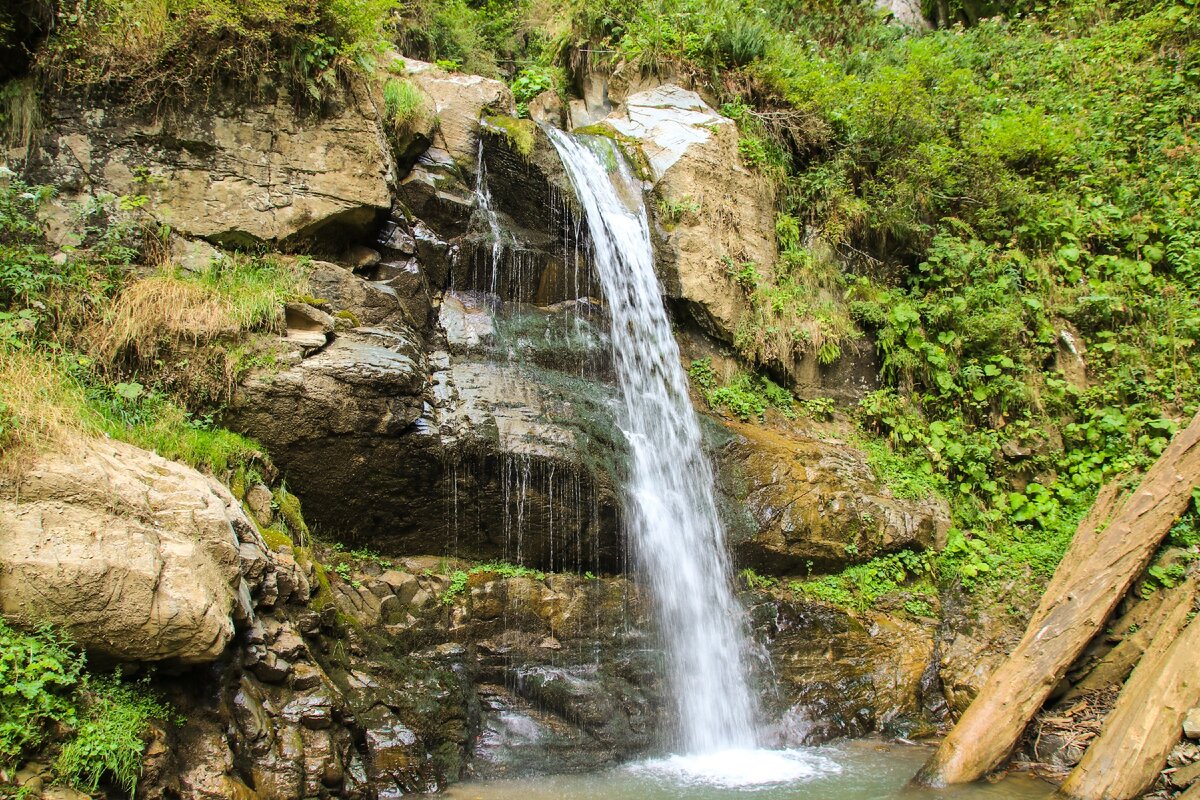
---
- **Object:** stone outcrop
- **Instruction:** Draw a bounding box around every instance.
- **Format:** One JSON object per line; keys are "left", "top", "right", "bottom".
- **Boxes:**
{"left": 716, "top": 419, "right": 950, "bottom": 572}
{"left": 32, "top": 83, "right": 392, "bottom": 247}
{"left": 597, "top": 85, "right": 775, "bottom": 344}
{"left": 751, "top": 593, "right": 940, "bottom": 743}
{"left": 400, "top": 58, "right": 516, "bottom": 170}
{"left": 137, "top": 553, "right": 666, "bottom": 796}
{"left": 0, "top": 439, "right": 298, "bottom": 663}
{"left": 227, "top": 264, "right": 626, "bottom": 572}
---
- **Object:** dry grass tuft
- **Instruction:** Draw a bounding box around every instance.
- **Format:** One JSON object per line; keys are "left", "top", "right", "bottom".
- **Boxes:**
{"left": 88, "top": 273, "right": 238, "bottom": 367}
{"left": 0, "top": 347, "right": 97, "bottom": 475}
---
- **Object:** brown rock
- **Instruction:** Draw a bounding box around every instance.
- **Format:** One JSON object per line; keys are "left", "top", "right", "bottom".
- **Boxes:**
{"left": 719, "top": 420, "right": 950, "bottom": 572}
{"left": 0, "top": 439, "right": 252, "bottom": 663}
{"left": 38, "top": 83, "right": 391, "bottom": 247}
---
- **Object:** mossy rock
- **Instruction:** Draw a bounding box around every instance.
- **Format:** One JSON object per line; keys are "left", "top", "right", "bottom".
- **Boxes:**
{"left": 481, "top": 114, "right": 536, "bottom": 159}
{"left": 572, "top": 123, "right": 654, "bottom": 182}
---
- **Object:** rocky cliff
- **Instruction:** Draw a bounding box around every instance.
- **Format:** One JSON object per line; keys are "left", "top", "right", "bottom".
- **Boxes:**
{"left": 2, "top": 62, "right": 962, "bottom": 799}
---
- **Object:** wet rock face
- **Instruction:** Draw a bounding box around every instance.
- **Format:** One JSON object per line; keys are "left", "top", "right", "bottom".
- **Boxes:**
{"left": 140, "top": 557, "right": 667, "bottom": 795}
{"left": 715, "top": 419, "right": 950, "bottom": 572}
{"left": 396, "top": 108, "right": 596, "bottom": 308}
{"left": 228, "top": 266, "right": 628, "bottom": 573}
{"left": 463, "top": 575, "right": 667, "bottom": 775}
{"left": 750, "top": 594, "right": 939, "bottom": 744}
{"left": 31, "top": 84, "right": 392, "bottom": 248}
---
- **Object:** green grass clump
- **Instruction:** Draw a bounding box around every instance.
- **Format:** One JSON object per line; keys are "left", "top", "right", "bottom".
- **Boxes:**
{"left": 0, "top": 620, "right": 176, "bottom": 797}
{"left": 383, "top": 78, "right": 435, "bottom": 135}
{"left": 441, "top": 561, "right": 548, "bottom": 604}
{"left": 54, "top": 675, "right": 176, "bottom": 796}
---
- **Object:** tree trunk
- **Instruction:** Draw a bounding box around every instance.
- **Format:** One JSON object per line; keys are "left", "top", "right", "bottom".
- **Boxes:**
{"left": 1059, "top": 587, "right": 1171, "bottom": 703}
{"left": 1056, "top": 580, "right": 1200, "bottom": 800}
{"left": 914, "top": 411, "right": 1200, "bottom": 787}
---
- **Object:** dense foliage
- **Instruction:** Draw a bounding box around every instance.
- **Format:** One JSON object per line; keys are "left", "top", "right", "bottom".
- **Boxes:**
{"left": 646, "top": 0, "right": 1200, "bottom": 593}
{"left": 0, "top": 621, "right": 175, "bottom": 796}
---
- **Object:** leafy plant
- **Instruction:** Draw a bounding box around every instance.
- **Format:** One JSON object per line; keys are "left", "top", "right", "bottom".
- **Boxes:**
{"left": 791, "top": 549, "right": 935, "bottom": 612}
{"left": 690, "top": 359, "right": 796, "bottom": 422}
{"left": 441, "top": 561, "right": 548, "bottom": 603}
{"left": 0, "top": 621, "right": 175, "bottom": 795}
{"left": 510, "top": 66, "right": 557, "bottom": 117}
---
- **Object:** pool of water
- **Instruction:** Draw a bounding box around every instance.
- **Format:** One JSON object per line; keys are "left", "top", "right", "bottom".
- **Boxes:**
{"left": 441, "top": 740, "right": 1054, "bottom": 800}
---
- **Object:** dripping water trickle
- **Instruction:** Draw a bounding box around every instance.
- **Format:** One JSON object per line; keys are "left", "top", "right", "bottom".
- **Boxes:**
{"left": 473, "top": 140, "right": 506, "bottom": 296}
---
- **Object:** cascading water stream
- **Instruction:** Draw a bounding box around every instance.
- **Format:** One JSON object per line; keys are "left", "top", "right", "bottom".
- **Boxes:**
{"left": 545, "top": 127, "right": 759, "bottom": 754}
{"left": 473, "top": 141, "right": 507, "bottom": 294}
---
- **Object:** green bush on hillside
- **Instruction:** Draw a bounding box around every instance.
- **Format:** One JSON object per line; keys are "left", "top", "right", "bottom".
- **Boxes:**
{"left": 0, "top": 620, "right": 175, "bottom": 796}
{"left": 37, "top": 0, "right": 400, "bottom": 105}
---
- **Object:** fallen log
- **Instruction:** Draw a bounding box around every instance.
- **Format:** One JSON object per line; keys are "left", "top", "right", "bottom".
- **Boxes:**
{"left": 914, "top": 411, "right": 1200, "bottom": 786}
{"left": 1059, "top": 588, "right": 1171, "bottom": 703}
{"left": 1056, "top": 578, "right": 1200, "bottom": 800}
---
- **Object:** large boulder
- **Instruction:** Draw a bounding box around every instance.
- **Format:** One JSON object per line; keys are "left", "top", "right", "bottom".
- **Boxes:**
{"left": 717, "top": 419, "right": 950, "bottom": 572}
{"left": 399, "top": 58, "right": 515, "bottom": 170}
{"left": 599, "top": 85, "right": 776, "bottom": 343}
{"left": 31, "top": 83, "right": 392, "bottom": 248}
{"left": 0, "top": 439, "right": 265, "bottom": 663}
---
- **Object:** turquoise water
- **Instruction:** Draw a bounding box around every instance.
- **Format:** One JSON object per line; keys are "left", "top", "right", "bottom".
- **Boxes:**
{"left": 442, "top": 740, "right": 1054, "bottom": 800}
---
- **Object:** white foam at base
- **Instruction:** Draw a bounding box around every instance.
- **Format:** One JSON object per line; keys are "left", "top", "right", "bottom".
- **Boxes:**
{"left": 627, "top": 748, "right": 843, "bottom": 789}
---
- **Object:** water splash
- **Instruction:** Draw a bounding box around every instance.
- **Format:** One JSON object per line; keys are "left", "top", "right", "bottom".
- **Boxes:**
{"left": 545, "top": 127, "right": 758, "bottom": 752}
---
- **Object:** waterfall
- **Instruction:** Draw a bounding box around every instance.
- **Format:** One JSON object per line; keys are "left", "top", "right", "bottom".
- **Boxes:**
{"left": 473, "top": 141, "right": 507, "bottom": 295}
{"left": 545, "top": 127, "right": 758, "bottom": 753}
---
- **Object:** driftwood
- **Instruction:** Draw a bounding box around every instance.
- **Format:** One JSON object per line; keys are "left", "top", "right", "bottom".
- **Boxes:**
{"left": 1059, "top": 587, "right": 1171, "bottom": 703}
{"left": 1056, "top": 579, "right": 1200, "bottom": 800}
{"left": 915, "top": 411, "right": 1200, "bottom": 786}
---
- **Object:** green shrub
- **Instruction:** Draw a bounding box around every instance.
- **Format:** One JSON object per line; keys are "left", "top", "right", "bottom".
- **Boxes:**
{"left": 791, "top": 549, "right": 935, "bottom": 613}
{"left": 0, "top": 621, "right": 81, "bottom": 767}
{"left": 692, "top": 362, "right": 795, "bottom": 422}
{"left": 510, "top": 66, "right": 557, "bottom": 117}
{"left": 383, "top": 78, "right": 435, "bottom": 135}
{"left": 54, "top": 675, "right": 175, "bottom": 796}
{"left": 0, "top": 621, "right": 174, "bottom": 796}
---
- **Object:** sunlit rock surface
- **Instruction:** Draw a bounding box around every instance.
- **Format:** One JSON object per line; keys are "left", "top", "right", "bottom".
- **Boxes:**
{"left": 0, "top": 439, "right": 290, "bottom": 663}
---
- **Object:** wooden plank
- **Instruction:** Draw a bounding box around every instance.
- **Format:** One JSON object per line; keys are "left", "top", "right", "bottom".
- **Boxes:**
{"left": 914, "top": 412, "right": 1200, "bottom": 786}
{"left": 1056, "top": 580, "right": 1200, "bottom": 800}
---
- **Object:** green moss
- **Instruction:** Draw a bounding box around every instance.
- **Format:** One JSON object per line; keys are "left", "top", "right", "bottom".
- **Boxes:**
{"left": 481, "top": 114, "right": 536, "bottom": 158}
{"left": 303, "top": 552, "right": 335, "bottom": 611}
{"left": 230, "top": 466, "right": 248, "bottom": 501}
{"left": 274, "top": 486, "right": 310, "bottom": 544}
{"left": 260, "top": 523, "right": 294, "bottom": 551}
{"left": 334, "top": 309, "right": 362, "bottom": 327}
{"left": 573, "top": 124, "right": 653, "bottom": 181}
